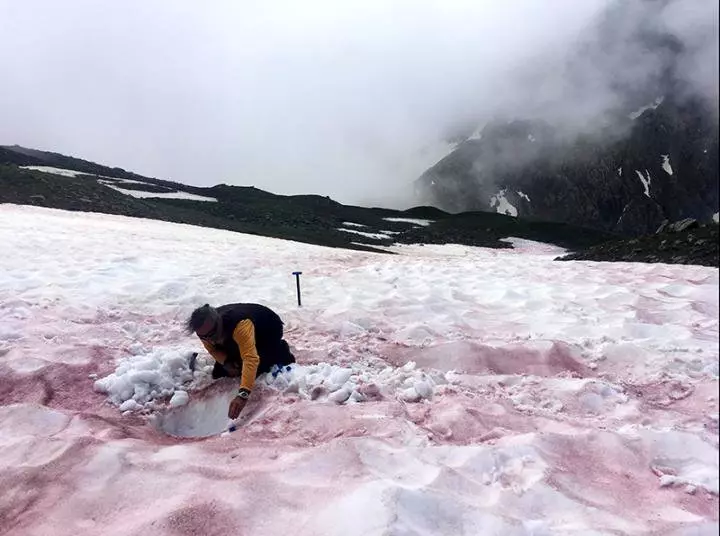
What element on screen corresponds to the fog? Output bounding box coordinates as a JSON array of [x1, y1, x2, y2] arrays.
[[0, 0, 716, 207]]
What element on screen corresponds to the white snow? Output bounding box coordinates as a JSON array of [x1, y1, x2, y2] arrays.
[[635, 169, 652, 198], [169, 390, 189, 407], [100, 182, 218, 202], [338, 228, 392, 240], [382, 217, 434, 226], [517, 191, 531, 202], [618, 167, 623, 176], [342, 221, 366, 228], [93, 347, 197, 409], [629, 96, 664, 120], [489, 188, 518, 216], [0, 204, 718, 535], [714, 212, 719, 223], [662, 154, 674, 175], [20, 165, 99, 178], [21, 165, 216, 202], [21, 165, 132, 183]]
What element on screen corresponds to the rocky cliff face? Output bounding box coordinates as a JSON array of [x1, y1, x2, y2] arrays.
[[414, 0, 718, 237], [415, 97, 718, 236]]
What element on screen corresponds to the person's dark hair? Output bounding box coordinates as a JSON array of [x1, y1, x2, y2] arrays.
[[185, 304, 217, 335]]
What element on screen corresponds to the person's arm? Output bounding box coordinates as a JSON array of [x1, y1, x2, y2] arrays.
[[233, 319, 260, 392], [201, 340, 227, 364]]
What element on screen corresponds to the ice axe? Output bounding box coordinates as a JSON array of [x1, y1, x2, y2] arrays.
[[293, 271, 302, 307]]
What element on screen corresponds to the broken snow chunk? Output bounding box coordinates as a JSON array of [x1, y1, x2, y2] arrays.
[[414, 381, 433, 399], [119, 399, 142, 412], [329, 387, 352, 404], [348, 390, 365, 403], [400, 387, 421, 402], [169, 390, 189, 407], [329, 368, 353, 388]]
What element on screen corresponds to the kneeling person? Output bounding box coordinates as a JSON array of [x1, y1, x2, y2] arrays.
[[186, 303, 295, 419]]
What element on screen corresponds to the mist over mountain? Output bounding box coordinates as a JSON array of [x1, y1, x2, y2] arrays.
[[1, 0, 715, 211], [414, 0, 718, 234]]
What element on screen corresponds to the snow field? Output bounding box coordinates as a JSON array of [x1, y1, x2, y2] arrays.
[[0, 204, 718, 535]]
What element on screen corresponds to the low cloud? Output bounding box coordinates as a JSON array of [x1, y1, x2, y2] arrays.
[[0, 0, 716, 208]]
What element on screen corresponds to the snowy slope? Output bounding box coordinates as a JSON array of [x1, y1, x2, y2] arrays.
[[0, 205, 718, 535]]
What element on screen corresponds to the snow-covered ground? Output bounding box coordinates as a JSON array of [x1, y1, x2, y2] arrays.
[[1, 204, 718, 536]]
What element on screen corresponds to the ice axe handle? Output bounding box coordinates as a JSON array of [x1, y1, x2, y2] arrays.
[[292, 271, 302, 307]]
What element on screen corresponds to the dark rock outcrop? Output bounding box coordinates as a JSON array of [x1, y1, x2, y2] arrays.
[[2, 145, 715, 267], [557, 220, 718, 267], [416, 96, 718, 237]]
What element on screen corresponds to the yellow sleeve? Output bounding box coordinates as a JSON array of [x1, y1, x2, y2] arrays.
[[233, 319, 260, 391], [201, 340, 226, 364]]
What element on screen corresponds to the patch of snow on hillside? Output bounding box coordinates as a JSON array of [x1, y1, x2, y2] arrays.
[[629, 96, 664, 120], [22, 166, 158, 188], [21, 166, 86, 178], [20, 165, 127, 180], [342, 222, 366, 228], [635, 170, 652, 198], [489, 189, 518, 217], [662, 155, 674, 176], [101, 183, 218, 202], [383, 218, 433, 227], [338, 228, 392, 240], [518, 191, 531, 202]]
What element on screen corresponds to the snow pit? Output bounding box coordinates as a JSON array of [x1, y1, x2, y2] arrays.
[[154, 389, 235, 438]]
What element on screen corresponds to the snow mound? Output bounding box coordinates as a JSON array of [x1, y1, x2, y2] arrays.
[[262, 361, 443, 405], [93, 348, 204, 411]]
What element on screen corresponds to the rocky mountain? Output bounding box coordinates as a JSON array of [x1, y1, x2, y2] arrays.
[[0, 146, 614, 254], [414, 0, 719, 237], [1, 146, 716, 267]]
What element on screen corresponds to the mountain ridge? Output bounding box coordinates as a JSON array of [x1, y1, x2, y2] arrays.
[[1, 144, 716, 267]]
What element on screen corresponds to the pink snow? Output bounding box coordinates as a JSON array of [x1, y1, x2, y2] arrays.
[[0, 205, 718, 535]]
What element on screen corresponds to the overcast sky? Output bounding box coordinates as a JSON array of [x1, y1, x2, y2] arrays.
[[0, 1, 717, 207]]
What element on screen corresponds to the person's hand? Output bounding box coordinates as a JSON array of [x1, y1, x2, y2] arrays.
[[228, 396, 247, 419]]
